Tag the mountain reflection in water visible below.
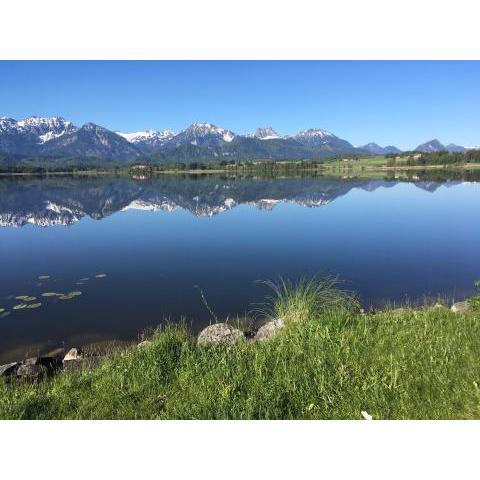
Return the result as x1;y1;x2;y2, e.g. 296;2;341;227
0;174;473;227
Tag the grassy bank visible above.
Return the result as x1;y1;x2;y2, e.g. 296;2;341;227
1;280;479;420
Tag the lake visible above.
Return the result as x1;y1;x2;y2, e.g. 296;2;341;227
1;172;479;362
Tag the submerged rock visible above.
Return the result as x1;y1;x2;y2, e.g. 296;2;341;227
254;318;285;342
197;323;244;346
451;301;469;313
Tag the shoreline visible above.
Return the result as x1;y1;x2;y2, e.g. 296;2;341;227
1;287;479;419
1;162;480;177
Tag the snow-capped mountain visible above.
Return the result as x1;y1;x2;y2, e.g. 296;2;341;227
40;123;142;160
291;128;335;145
1;114;474;165
360;142;402;155
290;128;359;154
117;129;176;150
171;123;236;147
247;127;283;140
0;116;78;154
16;116;77;143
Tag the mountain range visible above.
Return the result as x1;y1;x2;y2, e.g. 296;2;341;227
414;139;466;153
359;143;402;155
0;115;471;166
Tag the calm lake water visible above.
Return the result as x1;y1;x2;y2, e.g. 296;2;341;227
1;173;479;362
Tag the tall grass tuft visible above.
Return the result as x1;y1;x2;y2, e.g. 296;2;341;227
256;275;359;323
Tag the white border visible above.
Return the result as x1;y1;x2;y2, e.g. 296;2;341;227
1;0;480;59
1;0;480;476
0;420;478;478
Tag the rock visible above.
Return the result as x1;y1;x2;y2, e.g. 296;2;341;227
451;301;469;313
63;348;83;362
37;356;63;373
12;357;62;383
197;323;244;346
0;362;18;379
15;363;49;382
254;318;285;342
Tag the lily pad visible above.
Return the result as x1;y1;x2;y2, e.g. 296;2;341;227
26;303;42;309
69;291;82;296
0;308;5;313
42;292;62;297
0;312;10;318
38;275;50;280
95;273;107;278
79;278;89;281
15;295;35;301
13;304;28;310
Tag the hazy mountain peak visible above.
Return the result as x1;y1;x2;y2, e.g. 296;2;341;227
415;139;445;153
445;143;466;153
360;142;402;155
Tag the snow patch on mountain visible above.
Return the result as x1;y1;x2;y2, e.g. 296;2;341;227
247;127;283;140
117;129;176;145
292;128;334;142
172;123;236;147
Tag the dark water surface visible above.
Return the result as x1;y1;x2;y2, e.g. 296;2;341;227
1;173;479;362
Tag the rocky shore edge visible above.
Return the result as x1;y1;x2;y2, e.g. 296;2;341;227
0;299;476;385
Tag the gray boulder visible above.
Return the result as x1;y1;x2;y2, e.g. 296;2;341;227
0;362;18;379
451;301;469;313
254;318;285;342
63;348;83;362
197;323;244;346
15;357;62;382
15;363;49;382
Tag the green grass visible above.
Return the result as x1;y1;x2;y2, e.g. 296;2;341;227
1;280;479;420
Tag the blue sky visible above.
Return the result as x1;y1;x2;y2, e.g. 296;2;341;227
0;61;479;150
